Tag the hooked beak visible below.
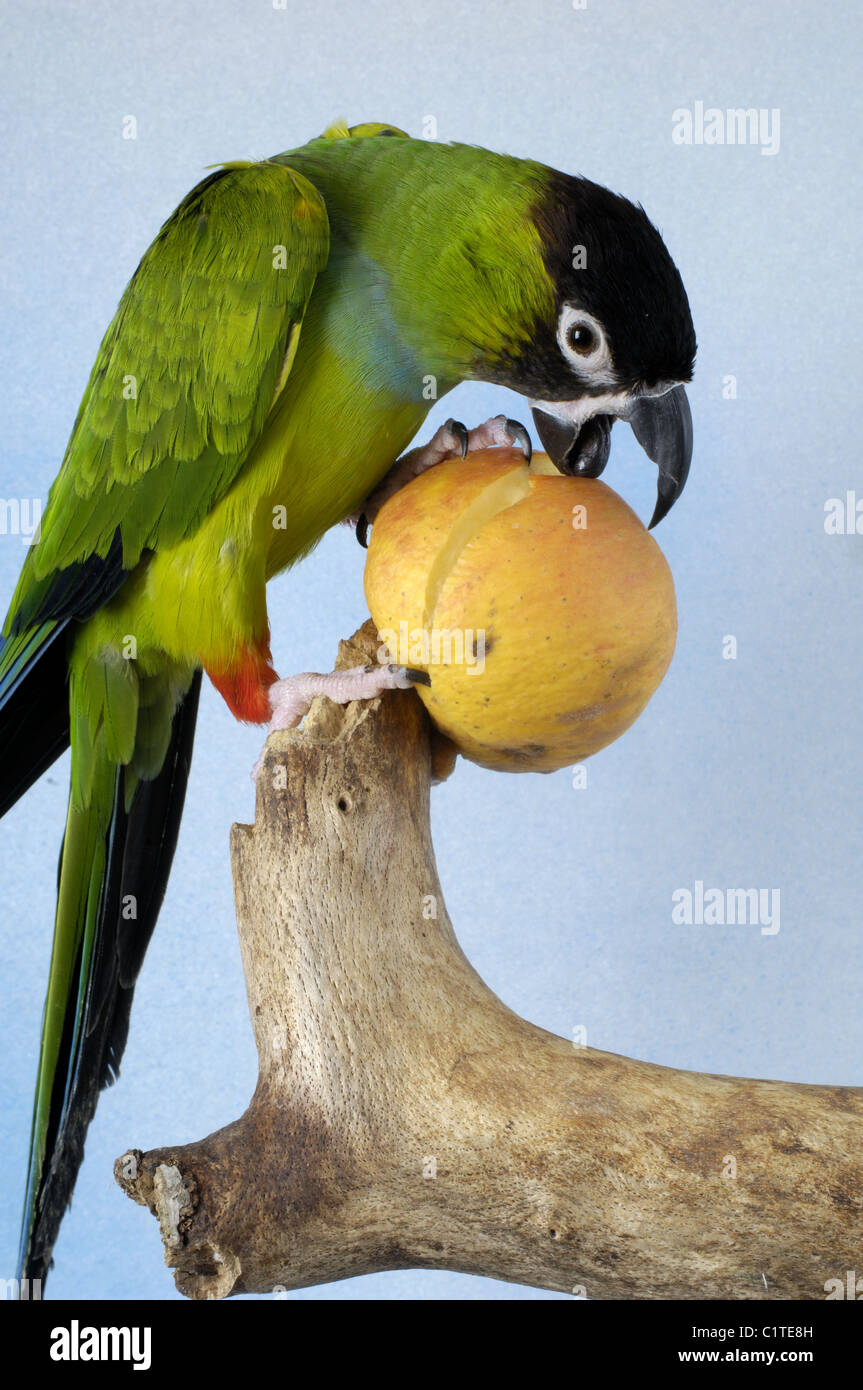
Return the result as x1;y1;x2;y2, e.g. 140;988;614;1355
530;383;693;528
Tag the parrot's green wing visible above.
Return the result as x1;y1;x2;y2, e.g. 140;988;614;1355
14;157;329;622
4;158;329;1286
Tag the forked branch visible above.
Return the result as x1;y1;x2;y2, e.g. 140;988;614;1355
116;623;862;1300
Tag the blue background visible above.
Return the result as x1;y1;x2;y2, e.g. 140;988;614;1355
1;0;861;1300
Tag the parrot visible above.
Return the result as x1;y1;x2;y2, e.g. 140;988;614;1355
1;118;695;1288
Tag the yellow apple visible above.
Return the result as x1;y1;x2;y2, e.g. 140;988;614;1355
363;448;677;773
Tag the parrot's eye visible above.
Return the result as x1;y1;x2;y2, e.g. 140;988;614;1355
557;305;611;377
566;323;596;356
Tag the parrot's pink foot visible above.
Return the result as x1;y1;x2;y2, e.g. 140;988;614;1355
252;662;430;778
351;414;532;546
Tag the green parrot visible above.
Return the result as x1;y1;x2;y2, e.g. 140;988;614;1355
1;118;695;1286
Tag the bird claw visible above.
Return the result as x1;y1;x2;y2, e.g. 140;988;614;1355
442;414;531;462
350;412;533;546
446;418;470;459
252;663;429;778
502;418;532;462
404;666;431;686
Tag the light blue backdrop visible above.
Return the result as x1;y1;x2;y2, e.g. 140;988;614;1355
1;0;860;1301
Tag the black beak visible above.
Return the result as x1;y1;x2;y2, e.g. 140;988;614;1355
531;408;614;479
531;384;693;528
627;385;693;529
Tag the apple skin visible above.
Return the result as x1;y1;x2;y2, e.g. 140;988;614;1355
363;447;677;773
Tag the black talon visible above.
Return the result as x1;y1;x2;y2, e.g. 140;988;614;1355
445;419;470;459
356;512;370;548
505;418;532;463
404;667;431;686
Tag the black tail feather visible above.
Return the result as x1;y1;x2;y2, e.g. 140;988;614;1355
23;670;202;1285
0;630;71;819
1;533;129;822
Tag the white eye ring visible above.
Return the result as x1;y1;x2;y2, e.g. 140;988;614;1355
557;305;612;376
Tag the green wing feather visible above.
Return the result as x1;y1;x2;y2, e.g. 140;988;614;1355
22;158;329;599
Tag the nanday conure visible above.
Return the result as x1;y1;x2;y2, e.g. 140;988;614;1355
0;118;695;1285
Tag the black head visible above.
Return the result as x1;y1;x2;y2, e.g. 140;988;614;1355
493;171;697;526
531;172;696;395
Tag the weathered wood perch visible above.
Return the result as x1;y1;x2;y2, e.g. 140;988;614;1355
116;621;862;1300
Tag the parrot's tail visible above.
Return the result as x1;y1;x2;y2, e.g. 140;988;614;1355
1;618;203;1287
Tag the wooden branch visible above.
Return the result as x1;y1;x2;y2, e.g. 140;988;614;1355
116;621;862;1300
